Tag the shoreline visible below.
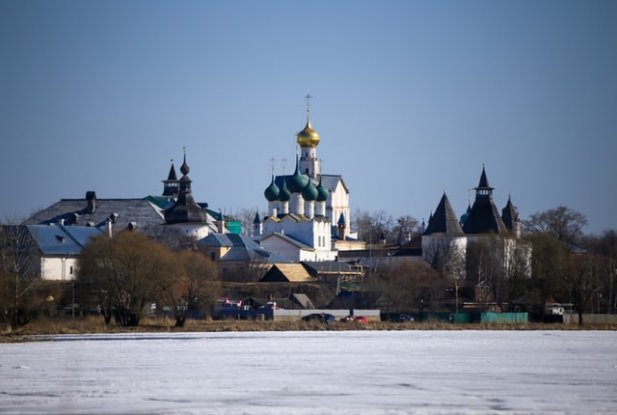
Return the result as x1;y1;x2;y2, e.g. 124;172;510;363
2;316;617;342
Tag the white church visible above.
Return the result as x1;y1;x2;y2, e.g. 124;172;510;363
256;98;353;262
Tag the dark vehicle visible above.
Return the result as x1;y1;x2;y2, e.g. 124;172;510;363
399;314;414;322
302;313;336;324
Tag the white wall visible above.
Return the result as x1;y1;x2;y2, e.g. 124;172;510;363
329;180;350;238
41;257;78;281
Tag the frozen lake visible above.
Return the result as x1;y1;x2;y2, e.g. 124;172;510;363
1;330;616;414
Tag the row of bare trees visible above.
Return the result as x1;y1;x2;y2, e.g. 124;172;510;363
77;231;219;327
353;210;421;244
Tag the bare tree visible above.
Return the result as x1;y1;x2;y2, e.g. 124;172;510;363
527;233;571;318
466;237;508;310
391;215;421;244
525;206;588;246
422;236;466;312
354;210;419;245
0;225;42;328
77;230;177;326
565;253;603;326
160;251;219;327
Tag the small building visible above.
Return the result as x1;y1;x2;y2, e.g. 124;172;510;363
1;224;104;281
199;233;275;281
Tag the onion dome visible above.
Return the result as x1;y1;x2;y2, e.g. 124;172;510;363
278;180;291;202
316;176;329;202
287;157;309;193
180;149;190;176
460;204;471;227
264;176;280;201
296;119;320;148
302;180;318;201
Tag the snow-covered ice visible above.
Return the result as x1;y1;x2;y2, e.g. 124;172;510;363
1;330;616;414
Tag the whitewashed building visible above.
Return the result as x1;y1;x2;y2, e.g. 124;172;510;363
257;100;353;262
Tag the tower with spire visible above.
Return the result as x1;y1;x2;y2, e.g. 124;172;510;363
162;160;179;197
421;166;531;307
462;166;508;235
297;94;321;179
164;148;214;240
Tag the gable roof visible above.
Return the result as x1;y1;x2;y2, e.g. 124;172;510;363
260;232;315;251
290;293;315;309
25;197;166;230
424;193;464;236
302;261;363;276
26;225;104;256
260;263;314;282
199;233;276;262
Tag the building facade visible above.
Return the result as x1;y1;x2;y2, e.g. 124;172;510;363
258;101;352;262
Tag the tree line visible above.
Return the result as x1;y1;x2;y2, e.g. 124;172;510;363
1;205;615;329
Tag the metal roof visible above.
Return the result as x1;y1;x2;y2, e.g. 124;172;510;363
25;197;166;230
26;225;104;256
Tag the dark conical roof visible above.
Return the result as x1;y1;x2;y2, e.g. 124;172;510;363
337;213;346;226
463;198;508;235
501;196;519;231
463;166;508;235
424;193;464;235
476;166;493;190
167;162;178;181
162;160;180;197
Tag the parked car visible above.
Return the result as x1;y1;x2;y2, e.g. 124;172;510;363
544;303;565;316
302;313;336;324
398;314;414;322
341;315;369;324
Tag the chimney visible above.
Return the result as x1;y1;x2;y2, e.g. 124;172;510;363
86;191;97;214
217;211;226;233
106;219;113;238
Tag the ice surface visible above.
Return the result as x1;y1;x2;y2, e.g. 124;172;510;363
1;330;616;414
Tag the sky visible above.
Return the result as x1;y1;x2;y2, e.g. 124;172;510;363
1;0;616;234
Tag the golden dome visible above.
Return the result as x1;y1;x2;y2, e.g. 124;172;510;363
296;119;320;147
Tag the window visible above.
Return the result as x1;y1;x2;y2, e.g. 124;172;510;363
210;252;216;261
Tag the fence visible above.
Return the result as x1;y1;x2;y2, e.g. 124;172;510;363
563;314;617;325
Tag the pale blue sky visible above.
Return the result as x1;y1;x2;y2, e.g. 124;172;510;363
1;0;616;233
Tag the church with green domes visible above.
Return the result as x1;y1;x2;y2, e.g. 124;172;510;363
257;101;353;262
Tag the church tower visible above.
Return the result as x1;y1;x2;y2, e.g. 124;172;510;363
462;166;508;235
162;160;179;197
297;94;321;179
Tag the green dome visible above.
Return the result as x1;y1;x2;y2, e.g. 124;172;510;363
302;180;318;201
278;180;291;202
287;157;309;193
316;176;329;202
264;176;280;201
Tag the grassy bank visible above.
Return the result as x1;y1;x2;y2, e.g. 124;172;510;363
2;316;617;342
